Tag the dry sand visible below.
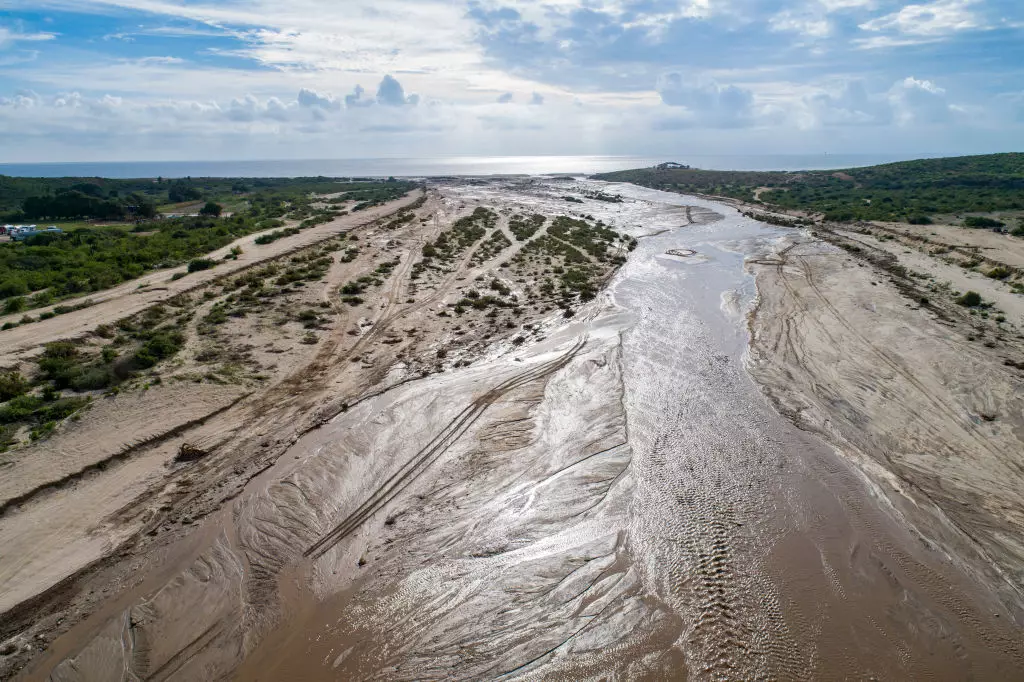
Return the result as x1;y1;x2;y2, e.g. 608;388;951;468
747;230;1024;611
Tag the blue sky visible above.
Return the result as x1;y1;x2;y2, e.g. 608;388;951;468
1;0;1022;161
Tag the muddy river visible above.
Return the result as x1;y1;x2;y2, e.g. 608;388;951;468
34;181;1022;680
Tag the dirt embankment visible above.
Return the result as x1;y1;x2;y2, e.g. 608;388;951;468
747;227;1024;618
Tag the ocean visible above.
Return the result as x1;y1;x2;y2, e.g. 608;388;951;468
0;154;942;179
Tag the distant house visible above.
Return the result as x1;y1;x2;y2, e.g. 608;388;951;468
656;162;691;170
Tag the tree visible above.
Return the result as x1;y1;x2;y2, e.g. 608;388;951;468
199;202;223;217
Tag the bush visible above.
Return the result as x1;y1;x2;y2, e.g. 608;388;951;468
199;202;223;217
187;258;217;273
907;215;933;225
956;291;983;307
133;331;184;368
987;266;1012;280
0;371;29;401
0;395;43;423
3;297;26;314
963;216;1005;229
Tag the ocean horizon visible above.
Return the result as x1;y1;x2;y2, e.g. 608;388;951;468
0;154;945;179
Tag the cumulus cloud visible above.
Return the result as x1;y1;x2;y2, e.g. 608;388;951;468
528;92;544;106
888;76;954;124
802;80;893;126
656;73;755;127
496;91;514;104
376;74;419;107
297;88;341;111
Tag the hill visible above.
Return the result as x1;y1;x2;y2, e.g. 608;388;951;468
595;153;1024;223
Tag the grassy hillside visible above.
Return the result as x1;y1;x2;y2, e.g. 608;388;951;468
595;153;1024;223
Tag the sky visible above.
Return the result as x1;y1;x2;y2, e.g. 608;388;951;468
1;0;1023;162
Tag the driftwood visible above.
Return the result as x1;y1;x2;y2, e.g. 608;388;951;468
176;442;208;462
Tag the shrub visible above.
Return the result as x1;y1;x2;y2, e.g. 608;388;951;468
956;291;983;307
3;297;26;314
133;331;184;368
187;258;217;273
963;216;1005;229
907;215;933;225
0;371;29;401
987;266;1012;280
199;202;223;217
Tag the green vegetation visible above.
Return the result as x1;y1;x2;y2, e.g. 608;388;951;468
0;177;414;313
509;215;630;310
596;153;1024;224
0;301;194;452
963;216;1005;229
470;229;512;266
509;214;545;241
956;291;983;307
421;208;497;265
199;201;223;217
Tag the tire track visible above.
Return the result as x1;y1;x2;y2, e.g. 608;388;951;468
303;336;587;560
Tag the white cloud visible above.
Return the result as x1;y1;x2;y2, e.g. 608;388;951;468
656;73;757;127
769;11;832;38
0;26;57;49
860;0;982;37
888;76;955;124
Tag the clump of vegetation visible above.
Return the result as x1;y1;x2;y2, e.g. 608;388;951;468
188;258;217;273
956;291;983;307
582;190;624;203
470;229;512;266
509;214;545;241
963;216;1005;229
743;211;813;228
421;208;497;267
0;371;29;401
199;202;223;217
986;266;1012;280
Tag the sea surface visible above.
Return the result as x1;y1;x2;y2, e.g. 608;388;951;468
0;154;942;179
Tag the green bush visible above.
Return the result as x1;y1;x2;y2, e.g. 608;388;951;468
199;202;223;217
987;266;1012;280
187;258;217;273
3;296;26;314
956;291;983;307
133;331;184;368
963;216;1005;229
0;371;29;401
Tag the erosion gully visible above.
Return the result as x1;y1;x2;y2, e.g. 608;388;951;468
29;180;1021;680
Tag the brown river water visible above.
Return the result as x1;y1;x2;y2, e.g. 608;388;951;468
31;181;1023;680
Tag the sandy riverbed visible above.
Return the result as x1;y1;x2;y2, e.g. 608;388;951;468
2;179;1022;680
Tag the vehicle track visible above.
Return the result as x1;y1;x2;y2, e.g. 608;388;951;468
304;335;588;560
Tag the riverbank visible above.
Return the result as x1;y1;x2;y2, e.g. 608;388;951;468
746;228;1024;619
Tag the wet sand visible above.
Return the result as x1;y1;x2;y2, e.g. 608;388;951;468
7;180;1024;679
